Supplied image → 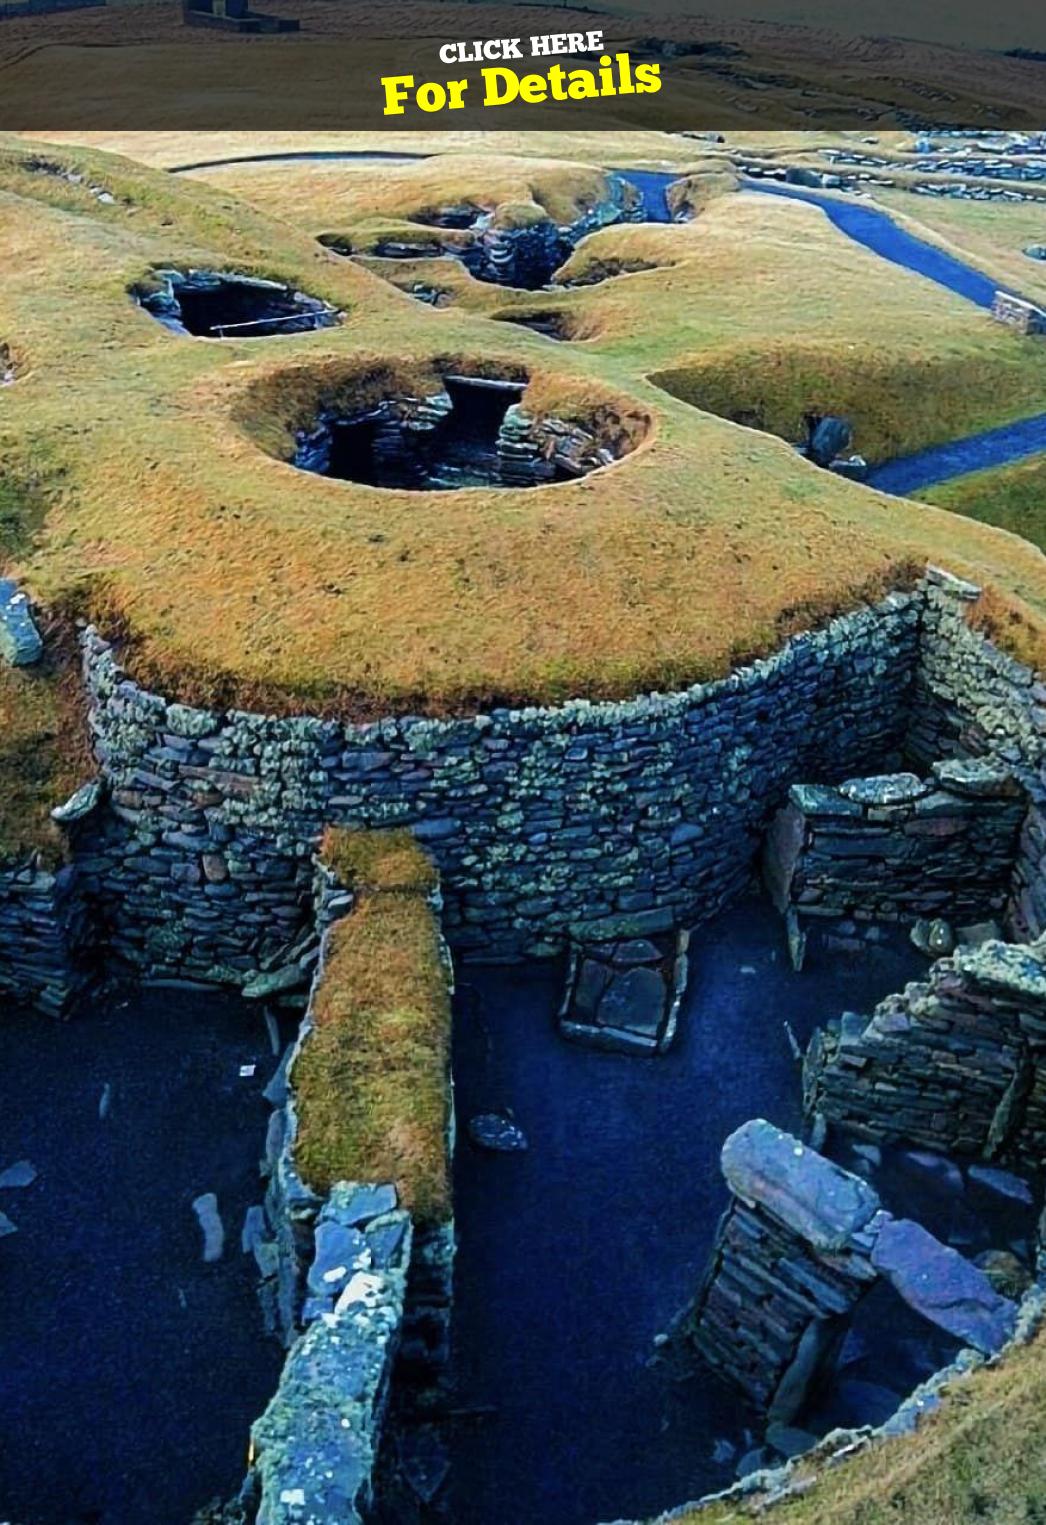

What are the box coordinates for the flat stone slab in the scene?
[967,1164,1035,1207]
[871,1215,1018,1354]
[50,779,104,825]
[191,1192,225,1263]
[838,772,928,806]
[721,1120,880,1252]
[468,1113,528,1152]
[932,756,1020,799]
[788,784,861,818]
[331,1182,399,1226]
[0,579,42,667]
[952,940,1046,1000]
[597,965,666,1036]
[0,1210,16,1237]
[0,1159,37,1189]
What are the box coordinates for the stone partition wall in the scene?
[764,759,1024,930]
[246,1182,414,1525]
[78,593,921,971]
[243,844,454,1525]
[805,939,1046,1167]
[689,1121,1017,1423]
[0,857,91,1015]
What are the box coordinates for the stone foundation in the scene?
[805,938,1046,1167]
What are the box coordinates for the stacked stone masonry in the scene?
[0,859,91,1014]
[689,1121,1018,1421]
[764,760,1025,927]
[805,938,1046,1168]
[246,1181,413,1525]
[6,572,1046,1003]
[912,573,1046,941]
[71,594,921,978]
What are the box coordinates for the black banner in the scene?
[1,0,1045,130]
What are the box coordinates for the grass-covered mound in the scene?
[6,138,1046,714]
[669,1325,1046,1525]
[0,651,92,865]
[292,829,451,1223]
[651,337,1043,463]
[919,454,1046,553]
[199,153,635,260]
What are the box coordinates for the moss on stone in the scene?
[294,831,450,1222]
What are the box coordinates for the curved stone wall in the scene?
[77,592,921,976]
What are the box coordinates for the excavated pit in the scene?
[492,310,580,342]
[271,365,646,492]
[134,268,341,339]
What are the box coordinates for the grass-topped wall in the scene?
[292,829,451,1225]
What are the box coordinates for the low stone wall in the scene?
[78,593,921,971]
[247,1181,413,1525]
[688,1121,1018,1422]
[0,858,91,1015]
[764,759,1024,929]
[243,841,454,1523]
[991,291,1046,334]
[805,938,1046,1167]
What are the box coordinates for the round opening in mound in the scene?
[134,268,341,339]
[245,362,648,492]
[491,310,581,342]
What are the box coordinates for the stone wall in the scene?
[246,1181,413,1525]
[688,1120,1018,1422]
[764,760,1024,929]
[243,850,453,1524]
[0,857,91,1015]
[911,571,1046,942]
[805,938,1046,1168]
[991,291,1046,334]
[77,593,921,973]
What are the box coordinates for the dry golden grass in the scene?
[320,823,439,897]
[0,637,93,862]
[5,137,1046,723]
[293,831,450,1221]
[669,1328,1046,1525]
[184,153,631,238]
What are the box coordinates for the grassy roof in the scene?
[293,830,450,1222]
[5,137,1046,719]
[668,1325,1046,1524]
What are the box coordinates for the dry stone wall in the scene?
[0,859,91,1014]
[805,938,1046,1168]
[764,760,1024,928]
[910,570,1046,940]
[689,1120,1018,1421]
[76,594,921,974]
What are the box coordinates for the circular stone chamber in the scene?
[266,364,647,492]
[135,268,341,339]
